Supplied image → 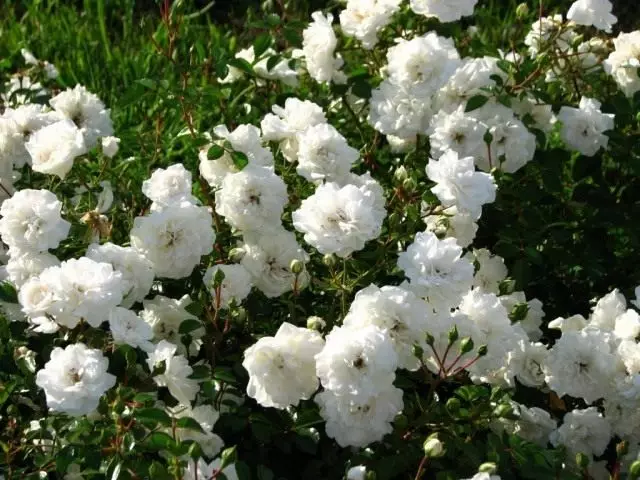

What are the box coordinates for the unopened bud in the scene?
[509,303,529,323]
[213,268,226,287]
[576,452,590,469]
[323,254,337,267]
[290,259,304,275]
[412,344,424,359]
[493,403,513,418]
[630,460,640,479]
[483,131,494,145]
[232,306,247,323]
[394,166,408,182]
[448,325,459,345]
[228,247,245,263]
[446,397,461,413]
[423,437,445,458]
[307,316,326,331]
[515,3,529,19]
[402,177,416,191]
[477,345,488,357]
[498,278,516,295]
[459,337,474,355]
[571,34,585,50]
[425,332,435,346]
[478,462,497,474]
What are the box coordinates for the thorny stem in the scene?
[414,455,429,480]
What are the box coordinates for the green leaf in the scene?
[144,432,176,451]
[207,144,225,160]
[228,58,253,75]
[179,319,203,335]
[266,55,281,72]
[213,367,237,384]
[135,78,157,90]
[134,407,172,427]
[257,465,274,480]
[465,95,489,113]
[350,80,372,99]
[253,33,272,58]
[231,151,249,170]
[0,282,18,303]
[176,417,205,433]
[189,364,211,380]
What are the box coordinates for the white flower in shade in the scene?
[215,165,288,233]
[550,407,612,457]
[18,275,56,324]
[169,404,224,459]
[368,80,433,138]
[558,97,614,157]
[465,249,507,294]
[341,172,386,211]
[184,458,238,480]
[315,325,397,399]
[423,206,478,248]
[347,466,367,480]
[101,136,120,158]
[296,123,359,183]
[140,295,203,356]
[130,203,215,279]
[386,32,461,96]
[567,0,616,32]
[483,112,537,174]
[409,0,478,22]
[589,289,627,331]
[0,118,23,179]
[260,98,327,163]
[239,229,310,298]
[343,285,434,371]
[426,150,496,220]
[35,343,116,416]
[219,47,255,84]
[199,124,274,188]
[604,32,640,97]
[253,50,299,87]
[632,285,640,310]
[516,342,548,387]
[397,231,474,312]
[6,251,59,288]
[243,322,325,409]
[300,12,344,84]
[2,76,46,105]
[49,85,113,148]
[315,386,403,447]
[86,243,154,308]
[339,0,402,49]
[292,181,385,258]
[203,264,252,309]
[544,328,620,403]
[511,97,557,133]
[0,189,68,252]
[387,135,417,153]
[147,340,199,406]
[25,119,86,179]
[108,307,153,351]
[142,163,197,208]
[37,257,126,328]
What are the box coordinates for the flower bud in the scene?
[213,268,226,287]
[446,397,461,414]
[402,177,417,191]
[509,303,529,323]
[571,34,585,50]
[307,316,326,331]
[459,337,474,355]
[425,332,435,346]
[423,437,445,458]
[412,344,424,359]
[394,166,408,182]
[629,460,640,479]
[447,325,459,345]
[575,452,590,469]
[290,259,304,275]
[498,278,516,295]
[515,3,529,19]
[323,253,337,267]
[228,247,245,263]
[232,307,247,324]
[478,462,497,474]
[477,345,488,357]
[493,403,513,418]
[346,466,366,480]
